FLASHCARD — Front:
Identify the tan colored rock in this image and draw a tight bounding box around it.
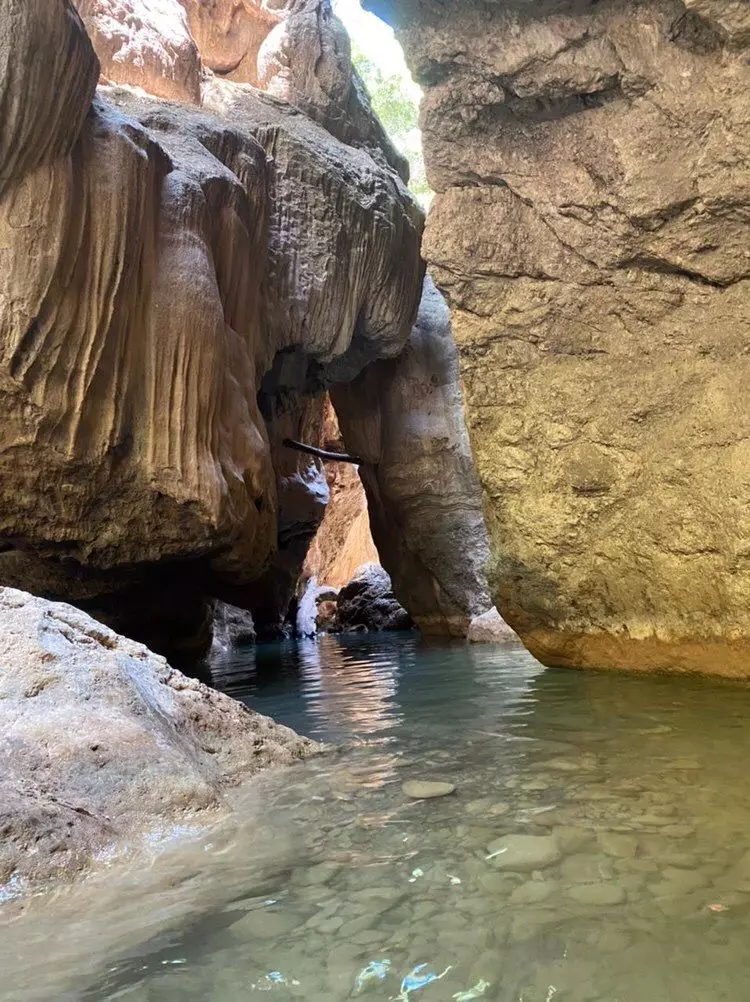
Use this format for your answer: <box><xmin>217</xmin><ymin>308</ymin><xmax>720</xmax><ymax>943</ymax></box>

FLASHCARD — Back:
<box><xmin>235</xmin><ymin>391</ymin><xmax>330</xmax><ymax>637</ymax></box>
<box><xmin>256</xmin><ymin>1</ymin><xmax>409</xmax><ymax>178</ymax></box>
<box><xmin>334</xmin><ymin>276</ymin><xmax>492</xmax><ymax>636</ymax></box>
<box><xmin>178</xmin><ymin>0</ymin><xmax>281</xmax><ymax>86</ymax></box>
<box><xmin>200</xmin><ymin>76</ymin><xmax>423</xmax><ymax>376</ymax></box>
<box><xmin>374</xmin><ymin>0</ymin><xmax>750</xmax><ymax>675</ymax></box>
<box><xmin>77</xmin><ymin>0</ymin><xmax>202</xmax><ymax>102</ymax></box>
<box><xmin>0</xmin><ymin>0</ymin><xmax>99</xmax><ymax>193</ymax></box>
<box><xmin>402</xmin><ymin>779</ymin><xmax>456</xmax><ymax>799</ymax></box>
<box><xmin>0</xmin><ymin>0</ymin><xmax>422</xmax><ymax>653</ymax></box>
<box><xmin>303</xmin><ymin>397</ymin><xmax>379</xmax><ymax>589</ymax></box>
<box><xmin>0</xmin><ymin>587</ymin><xmax>319</xmax><ymax>889</ymax></box>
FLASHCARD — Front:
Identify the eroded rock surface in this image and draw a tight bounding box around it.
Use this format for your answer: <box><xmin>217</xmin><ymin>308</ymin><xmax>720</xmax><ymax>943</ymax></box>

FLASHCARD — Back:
<box><xmin>0</xmin><ymin>0</ymin><xmax>422</xmax><ymax>655</ymax></box>
<box><xmin>336</xmin><ymin>563</ymin><xmax>413</xmax><ymax>633</ymax></box>
<box><xmin>334</xmin><ymin>277</ymin><xmax>492</xmax><ymax>637</ymax></box>
<box><xmin>0</xmin><ymin>588</ymin><xmax>318</xmax><ymax>890</ymax></box>
<box><xmin>78</xmin><ymin>0</ymin><xmax>202</xmax><ymax>102</ymax></box>
<box><xmin>369</xmin><ymin>0</ymin><xmax>750</xmax><ymax>674</ymax></box>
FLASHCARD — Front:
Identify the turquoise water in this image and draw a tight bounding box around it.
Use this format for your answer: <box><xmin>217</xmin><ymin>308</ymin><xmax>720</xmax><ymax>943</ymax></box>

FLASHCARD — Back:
<box><xmin>6</xmin><ymin>634</ymin><xmax>750</xmax><ymax>1000</ymax></box>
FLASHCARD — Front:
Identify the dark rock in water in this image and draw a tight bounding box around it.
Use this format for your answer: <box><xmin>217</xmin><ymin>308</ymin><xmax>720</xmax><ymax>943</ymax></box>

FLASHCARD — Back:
<box><xmin>336</xmin><ymin>563</ymin><xmax>413</xmax><ymax>633</ymax></box>
<box><xmin>211</xmin><ymin>601</ymin><xmax>256</xmax><ymax>653</ymax></box>
<box><xmin>316</xmin><ymin>598</ymin><xmax>339</xmax><ymax>633</ymax></box>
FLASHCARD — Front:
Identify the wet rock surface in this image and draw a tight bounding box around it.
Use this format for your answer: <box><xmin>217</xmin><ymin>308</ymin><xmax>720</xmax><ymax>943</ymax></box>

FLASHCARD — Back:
<box><xmin>402</xmin><ymin>780</ymin><xmax>456</xmax><ymax>799</ymax></box>
<box><xmin>335</xmin><ymin>564</ymin><xmax>413</xmax><ymax>633</ymax></box>
<box><xmin>369</xmin><ymin>0</ymin><xmax>750</xmax><ymax>676</ymax></box>
<box><xmin>0</xmin><ymin>588</ymin><xmax>319</xmax><ymax>890</ymax></box>
<box><xmin>211</xmin><ymin>601</ymin><xmax>257</xmax><ymax>654</ymax></box>
<box><xmin>467</xmin><ymin>607</ymin><xmax>515</xmax><ymax>644</ymax></box>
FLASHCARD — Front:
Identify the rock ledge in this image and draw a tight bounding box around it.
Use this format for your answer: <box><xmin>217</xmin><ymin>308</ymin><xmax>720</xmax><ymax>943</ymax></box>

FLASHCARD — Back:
<box><xmin>0</xmin><ymin>588</ymin><xmax>320</xmax><ymax>891</ymax></box>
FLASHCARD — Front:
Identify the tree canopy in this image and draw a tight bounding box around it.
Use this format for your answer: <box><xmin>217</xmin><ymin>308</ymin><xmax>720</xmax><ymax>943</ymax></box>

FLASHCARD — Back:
<box><xmin>353</xmin><ymin>48</ymin><xmax>433</xmax><ymax>207</ymax></box>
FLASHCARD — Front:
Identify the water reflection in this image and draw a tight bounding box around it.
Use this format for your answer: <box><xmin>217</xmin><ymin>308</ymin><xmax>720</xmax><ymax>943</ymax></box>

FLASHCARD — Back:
<box><xmin>6</xmin><ymin>636</ymin><xmax>750</xmax><ymax>1001</ymax></box>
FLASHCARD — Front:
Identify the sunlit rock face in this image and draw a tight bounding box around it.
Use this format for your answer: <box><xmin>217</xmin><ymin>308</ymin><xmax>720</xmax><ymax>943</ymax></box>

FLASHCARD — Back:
<box><xmin>77</xmin><ymin>0</ymin><xmax>202</xmax><ymax>102</ymax></box>
<box><xmin>366</xmin><ymin>0</ymin><xmax>750</xmax><ymax>675</ymax></box>
<box><xmin>0</xmin><ymin>0</ymin><xmax>422</xmax><ymax>655</ymax></box>
<box><xmin>302</xmin><ymin>398</ymin><xmax>379</xmax><ymax>591</ymax></box>
<box><xmin>334</xmin><ymin>277</ymin><xmax>493</xmax><ymax>637</ymax></box>
<box><xmin>178</xmin><ymin>0</ymin><xmax>282</xmax><ymax>87</ymax></box>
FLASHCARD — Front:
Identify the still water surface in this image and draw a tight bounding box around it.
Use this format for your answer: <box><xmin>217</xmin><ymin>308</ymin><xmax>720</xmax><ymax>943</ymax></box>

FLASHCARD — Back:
<box><xmin>5</xmin><ymin>634</ymin><xmax>750</xmax><ymax>1000</ymax></box>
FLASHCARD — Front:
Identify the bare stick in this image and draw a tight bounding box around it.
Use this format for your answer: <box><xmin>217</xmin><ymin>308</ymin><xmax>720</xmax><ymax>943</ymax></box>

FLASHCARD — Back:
<box><xmin>282</xmin><ymin>438</ymin><xmax>364</xmax><ymax>465</ymax></box>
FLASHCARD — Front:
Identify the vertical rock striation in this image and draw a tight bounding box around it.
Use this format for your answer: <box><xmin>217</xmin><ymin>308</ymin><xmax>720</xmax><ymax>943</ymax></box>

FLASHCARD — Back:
<box><xmin>0</xmin><ymin>0</ymin><xmax>423</xmax><ymax>655</ymax></box>
<box><xmin>367</xmin><ymin>0</ymin><xmax>750</xmax><ymax>674</ymax></box>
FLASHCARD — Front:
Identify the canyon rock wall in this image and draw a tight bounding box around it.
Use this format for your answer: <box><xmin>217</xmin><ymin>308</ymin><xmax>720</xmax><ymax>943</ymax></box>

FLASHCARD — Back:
<box><xmin>368</xmin><ymin>0</ymin><xmax>750</xmax><ymax>674</ymax></box>
<box><xmin>0</xmin><ymin>0</ymin><xmax>423</xmax><ymax>654</ymax></box>
<box><xmin>334</xmin><ymin>277</ymin><xmax>493</xmax><ymax>637</ymax></box>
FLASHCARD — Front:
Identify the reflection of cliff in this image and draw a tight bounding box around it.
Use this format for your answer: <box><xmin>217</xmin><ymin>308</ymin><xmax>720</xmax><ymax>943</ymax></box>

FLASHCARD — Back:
<box><xmin>367</xmin><ymin>0</ymin><xmax>750</xmax><ymax>675</ymax></box>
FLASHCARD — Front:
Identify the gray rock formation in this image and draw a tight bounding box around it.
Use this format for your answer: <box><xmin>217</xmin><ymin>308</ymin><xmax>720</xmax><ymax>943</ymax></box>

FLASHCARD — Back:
<box><xmin>366</xmin><ymin>0</ymin><xmax>750</xmax><ymax>675</ymax></box>
<box><xmin>211</xmin><ymin>601</ymin><xmax>257</xmax><ymax>653</ymax></box>
<box><xmin>336</xmin><ymin>563</ymin><xmax>413</xmax><ymax>633</ymax></box>
<box><xmin>0</xmin><ymin>587</ymin><xmax>318</xmax><ymax>891</ymax></box>
<box><xmin>334</xmin><ymin>277</ymin><xmax>493</xmax><ymax>637</ymax></box>
<box><xmin>468</xmin><ymin>607</ymin><xmax>515</xmax><ymax>644</ymax></box>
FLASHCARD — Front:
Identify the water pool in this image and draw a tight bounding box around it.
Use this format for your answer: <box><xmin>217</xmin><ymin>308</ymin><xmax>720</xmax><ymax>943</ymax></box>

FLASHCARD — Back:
<box><xmin>4</xmin><ymin>634</ymin><xmax>750</xmax><ymax>1001</ymax></box>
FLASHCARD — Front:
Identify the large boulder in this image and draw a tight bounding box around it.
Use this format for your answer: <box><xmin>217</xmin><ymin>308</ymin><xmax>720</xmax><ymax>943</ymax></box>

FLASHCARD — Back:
<box><xmin>369</xmin><ymin>0</ymin><xmax>750</xmax><ymax>676</ymax></box>
<box><xmin>211</xmin><ymin>600</ymin><xmax>256</xmax><ymax>653</ymax></box>
<box><xmin>336</xmin><ymin>563</ymin><xmax>413</xmax><ymax>632</ymax></box>
<box><xmin>77</xmin><ymin>0</ymin><xmax>202</xmax><ymax>102</ymax></box>
<box><xmin>333</xmin><ymin>277</ymin><xmax>493</xmax><ymax>637</ymax></box>
<box><xmin>0</xmin><ymin>588</ymin><xmax>319</xmax><ymax>890</ymax></box>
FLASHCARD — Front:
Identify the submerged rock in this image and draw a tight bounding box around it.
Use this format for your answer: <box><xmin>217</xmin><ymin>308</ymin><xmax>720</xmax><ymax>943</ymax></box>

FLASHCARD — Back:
<box><xmin>336</xmin><ymin>564</ymin><xmax>413</xmax><ymax>633</ymax></box>
<box><xmin>0</xmin><ymin>588</ymin><xmax>320</xmax><ymax>891</ymax></box>
<box><xmin>486</xmin><ymin>834</ymin><xmax>562</xmax><ymax>872</ymax></box>
<box><xmin>402</xmin><ymin>780</ymin><xmax>456</xmax><ymax>799</ymax></box>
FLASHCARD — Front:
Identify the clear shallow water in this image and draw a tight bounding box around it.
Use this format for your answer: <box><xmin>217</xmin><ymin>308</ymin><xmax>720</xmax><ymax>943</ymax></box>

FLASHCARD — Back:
<box><xmin>6</xmin><ymin>634</ymin><xmax>750</xmax><ymax>1001</ymax></box>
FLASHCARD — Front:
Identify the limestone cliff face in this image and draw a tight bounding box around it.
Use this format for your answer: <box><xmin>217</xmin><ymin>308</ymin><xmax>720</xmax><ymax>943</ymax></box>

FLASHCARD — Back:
<box><xmin>0</xmin><ymin>0</ymin><xmax>422</xmax><ymax>655</ymax></box>
<box><xmin>334</xmin><ymin>277</ymin><xmax>492</xmax><ymax>637</ymax></box>
<box><xmin>367</xmin><ymin>0</ymin><xmax>750</xmax><ymax>674</ymax></box>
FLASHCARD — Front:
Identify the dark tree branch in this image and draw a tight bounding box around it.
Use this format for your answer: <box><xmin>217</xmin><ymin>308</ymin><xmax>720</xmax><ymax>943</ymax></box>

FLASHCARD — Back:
<box><xmin>282</xmin><ymin>438</ymin><xmax>364</xmax><ymax>466</ymax></box>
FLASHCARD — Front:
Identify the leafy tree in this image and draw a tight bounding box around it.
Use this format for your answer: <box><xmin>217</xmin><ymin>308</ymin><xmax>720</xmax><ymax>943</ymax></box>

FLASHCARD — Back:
<box><xmin>352</xmin><ymin>47</ymin><xmax>433</xmax><ymax>207</ymax></box>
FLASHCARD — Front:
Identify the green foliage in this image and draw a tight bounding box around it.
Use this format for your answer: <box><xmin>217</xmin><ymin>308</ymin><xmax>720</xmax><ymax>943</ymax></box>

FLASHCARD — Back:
<box><xmin>352</xmin><ymin>47</ymin><xmax>433</xmax><ymax>207</ymax></box>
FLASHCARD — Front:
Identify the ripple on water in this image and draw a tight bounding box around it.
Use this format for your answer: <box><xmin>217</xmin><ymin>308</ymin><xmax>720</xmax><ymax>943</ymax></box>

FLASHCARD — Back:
<box><xmin>4</xmin><ymin>634</ymin><xmax>750</xmax><ymax>1001</ymax></box>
